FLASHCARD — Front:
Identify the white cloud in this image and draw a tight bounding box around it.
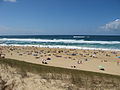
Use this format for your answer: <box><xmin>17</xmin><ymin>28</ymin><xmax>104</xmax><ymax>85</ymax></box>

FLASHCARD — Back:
<box><xmin>3</xmin><ymin>0</ymin><xmax>16</xmax><ymax>2</ymax></box>
<box><xmin>100</xmin><ymin>19</ymin><xmax>120</xmax><ymax>31</ymax></box>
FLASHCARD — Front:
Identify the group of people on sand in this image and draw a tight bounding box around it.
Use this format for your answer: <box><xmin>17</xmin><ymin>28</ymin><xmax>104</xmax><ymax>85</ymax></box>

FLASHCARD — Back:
<box><xmin>0</xmin><ymin>53</ymin><xmax>5</xmax><ymax>58</ymax></box>
<box><xmin>0</xmin><ymin>48</ymin><xmax>5</xmax><ymax>58</ymax></box>
<box><xmin>0</xmin><ymin>46</ymin><xmax>120</xmax><ymax>74</ymax></box>
<box><xmin>42</xmin><ymin>59</ymin><xmax>48</xmax><ymax>64</ymax></box>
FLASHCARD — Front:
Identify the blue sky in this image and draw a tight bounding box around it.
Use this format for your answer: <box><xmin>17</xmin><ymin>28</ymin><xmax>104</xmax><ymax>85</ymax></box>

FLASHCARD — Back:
<box><xmin>0</xmin><ymin>0</ymin><xmax>120</xmax><ymax>35</ymax></box>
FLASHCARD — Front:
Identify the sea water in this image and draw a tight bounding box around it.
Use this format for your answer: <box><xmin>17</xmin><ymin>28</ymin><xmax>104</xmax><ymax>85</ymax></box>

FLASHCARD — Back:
<box><xmin>0</xmin><ymin>35</ymin><xmax>120</xmax><ymax>51</ymax></box>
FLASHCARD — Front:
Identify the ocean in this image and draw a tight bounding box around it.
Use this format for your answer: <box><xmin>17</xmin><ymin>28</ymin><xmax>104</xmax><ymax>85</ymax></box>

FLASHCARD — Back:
<box><xmin>0</xmin><ymin>35</ymin><xmax>120</xmax><ymax>51</ymax></box>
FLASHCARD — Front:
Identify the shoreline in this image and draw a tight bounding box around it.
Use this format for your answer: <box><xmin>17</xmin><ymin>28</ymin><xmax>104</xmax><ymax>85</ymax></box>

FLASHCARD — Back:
<box><xmin>0</xmin><ymin>44</ymin><xmax>120</xmax><ymax>51</ymax></box>
<box><xmin>0</xmin><ymin>45</ymin><xmax>120</xmax><ymax>76</ymax></box>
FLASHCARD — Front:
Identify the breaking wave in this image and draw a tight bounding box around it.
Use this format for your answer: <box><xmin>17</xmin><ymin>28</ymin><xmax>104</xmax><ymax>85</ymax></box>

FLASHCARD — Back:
<box><xmin>0</xmin><ymin>44</ymin><xmax>120</xmax><ymax>51</ymax></box>
<box><xmin>0</xmin><ymin>38</ymin><xmax>120</xmax><ymax>44</ymax></box>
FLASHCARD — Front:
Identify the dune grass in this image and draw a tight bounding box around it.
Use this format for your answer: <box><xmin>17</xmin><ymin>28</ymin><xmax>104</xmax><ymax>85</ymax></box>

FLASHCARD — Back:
<box><xmin>0</xmin><ymin>58</ymin><xmax>120</xmax><ymax>89</ymax></box>
<box><xmin>0</xmin><ymin>58</ymin><xmax>120</xmax><ymax>77</ymax></box>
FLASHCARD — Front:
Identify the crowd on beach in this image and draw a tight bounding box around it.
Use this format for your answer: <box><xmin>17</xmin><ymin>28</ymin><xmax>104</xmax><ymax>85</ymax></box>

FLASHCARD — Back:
<box><xmin>0</xmin><ymin>46</ymin><xmax>120</xmax><ymax>75</ymax></box>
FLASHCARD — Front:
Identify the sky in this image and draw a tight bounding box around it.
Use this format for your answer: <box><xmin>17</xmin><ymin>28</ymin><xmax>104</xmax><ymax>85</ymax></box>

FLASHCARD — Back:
<box><xmin>0</xmin><ymin>0</ymin><xmax>120</xmax><ymax>35</ymax></box>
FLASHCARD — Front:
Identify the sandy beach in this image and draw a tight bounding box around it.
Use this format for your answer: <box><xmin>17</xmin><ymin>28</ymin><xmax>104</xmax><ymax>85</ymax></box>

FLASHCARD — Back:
<box><xmin>0</xmin><ymin>46</ymin><xmax>120</xmax><ymax>76</ymax></box>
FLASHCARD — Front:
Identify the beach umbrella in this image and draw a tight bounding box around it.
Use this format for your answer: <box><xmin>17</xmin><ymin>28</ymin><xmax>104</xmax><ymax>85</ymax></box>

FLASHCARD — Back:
<box><xmin>98</xmin><ymin>66</ymin><xmax>105</xmax><ymax>71</ymax></box>
<box><xmin>98</xmin><ymin>66</ymin><xmax>104</xmax><ymax>69</ymax></box>
<box><xmin>117</xmin><ymin>56</ymin><xmax>120</xmax><ymax>58</ymax></box>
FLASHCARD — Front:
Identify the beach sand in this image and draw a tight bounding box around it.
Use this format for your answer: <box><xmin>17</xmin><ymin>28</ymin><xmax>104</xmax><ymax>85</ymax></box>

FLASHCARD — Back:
<box><xmin>0</xmin><ymin>46</ymin><xmax>120</xmax><ymax>76</ymax></box>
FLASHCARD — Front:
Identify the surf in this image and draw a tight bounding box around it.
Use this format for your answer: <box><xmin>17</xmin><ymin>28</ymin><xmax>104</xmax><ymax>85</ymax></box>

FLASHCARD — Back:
<box><xmin>0</xmin><ymin>38</ymin><xmax>120</xmax><ymax>44</ymax></box>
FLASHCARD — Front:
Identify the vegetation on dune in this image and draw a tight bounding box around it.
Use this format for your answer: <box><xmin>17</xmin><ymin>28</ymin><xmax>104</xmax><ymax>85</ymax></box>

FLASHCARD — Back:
<box><xmin>0</xmin><ymin>58</ymin><xmax>120</xmax><ymax>89</ymax></box>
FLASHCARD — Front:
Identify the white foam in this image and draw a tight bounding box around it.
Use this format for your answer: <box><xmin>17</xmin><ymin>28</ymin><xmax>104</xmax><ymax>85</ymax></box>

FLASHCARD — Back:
<box><xmin>0</xmin><ymin>44</ymin><xmax>120</xmax><ymax>51</ymax></box>
<box><xmin>0</xmin><ymin>38</ymin><xmax>120</xmax><ymax>44</ymax></box>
